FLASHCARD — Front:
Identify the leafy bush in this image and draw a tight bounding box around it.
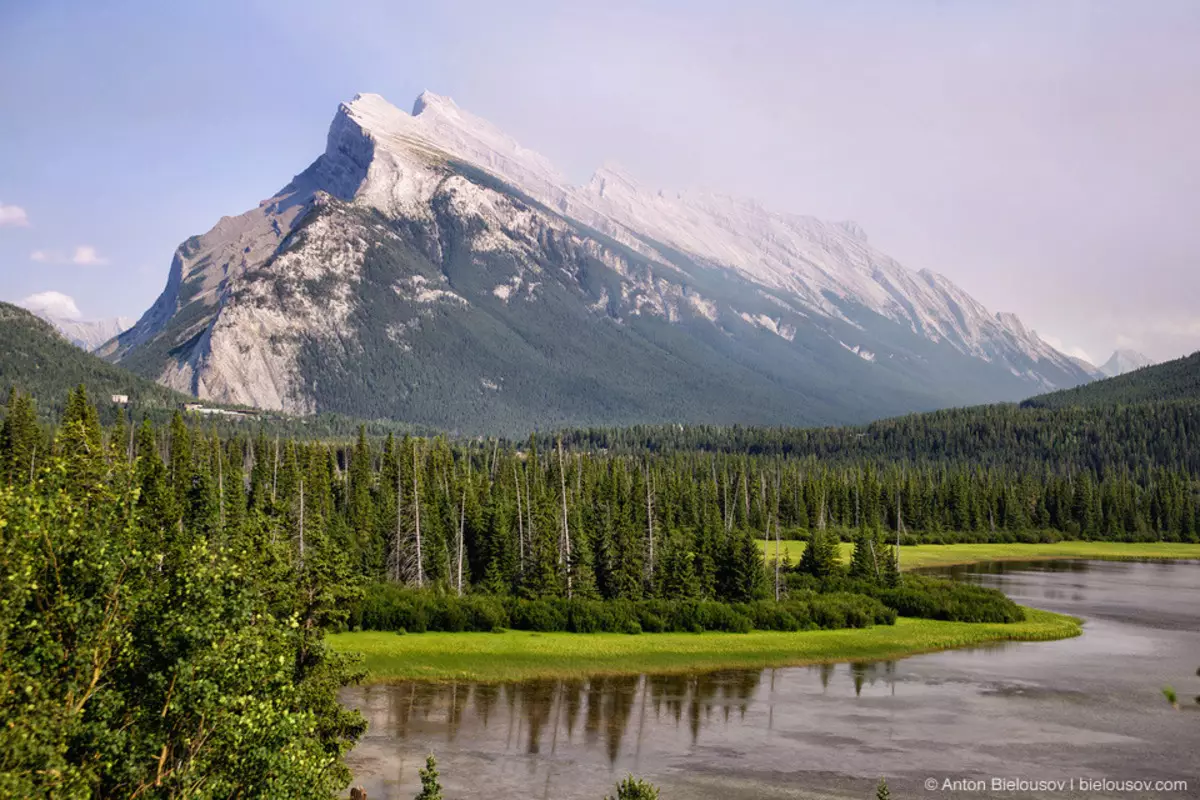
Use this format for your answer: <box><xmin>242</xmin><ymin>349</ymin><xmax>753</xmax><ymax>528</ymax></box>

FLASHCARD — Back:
<box><xmin>353</xmin><ymin>585</ymin><xmax>896</xmax><ymax>634</ymax></box>
<box><xmin>873</xmin><ymin>575</ymin><xmax>1024</xmax><ymax>623</ymax></box>
<box><xmin>510</xmin><ymin>599</ymin><xmax>568</xmax><ymax>632</ymax></box>
<box><xmin>787</xmin><ymin>572</ymin><xmax>1024</xmax><ymax>623</ymax></box>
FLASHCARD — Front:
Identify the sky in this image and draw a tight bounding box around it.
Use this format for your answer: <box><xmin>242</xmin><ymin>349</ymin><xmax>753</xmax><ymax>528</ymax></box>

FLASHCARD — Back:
<box><xmin>1</xmin><ymin>0</ymin><xmax>1198</xmax><ymax>365</ymax></box>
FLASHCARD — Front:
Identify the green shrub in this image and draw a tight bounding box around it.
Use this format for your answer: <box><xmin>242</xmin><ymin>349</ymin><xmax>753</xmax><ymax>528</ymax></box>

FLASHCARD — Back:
<box><xmin>511</xmin><ymin>599</ymin><xmax>568</xmax><ymax>632</ymax></box>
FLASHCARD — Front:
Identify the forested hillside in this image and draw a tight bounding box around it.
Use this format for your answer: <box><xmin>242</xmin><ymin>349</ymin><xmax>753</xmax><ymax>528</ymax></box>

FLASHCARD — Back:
<box><xmin>0</xmin><ymin>302</ymin><xmax>187</xmax><ymax>418</ymax></box>
<box><xmin>1023</xmin><ymin>350</ymin><xmax>1199</xmax><ymax>409</ymax></box>
<box><xmin>559</xmin><ymin>401</ymin><xmax>1200</xmax><ymax>477</ymax></box>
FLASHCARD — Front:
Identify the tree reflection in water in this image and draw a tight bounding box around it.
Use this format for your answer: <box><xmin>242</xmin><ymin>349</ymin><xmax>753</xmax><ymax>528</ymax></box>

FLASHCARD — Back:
<box><xmin>354</xmin><ymin>663</ymin><xmax>899</xmax><ymax>768</ymax></box>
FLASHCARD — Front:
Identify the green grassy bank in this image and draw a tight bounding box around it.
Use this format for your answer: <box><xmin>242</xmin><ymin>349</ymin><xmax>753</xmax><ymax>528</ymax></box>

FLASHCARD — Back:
<box><xmin>330</xmin><ymin>607</ymin><xmax>1081</xmax><ymax>683</ymax></box>
<box><xmin>758</xmin><ymin>540</ymin><xmax>1200</xmax><ymax>570</ymax></box>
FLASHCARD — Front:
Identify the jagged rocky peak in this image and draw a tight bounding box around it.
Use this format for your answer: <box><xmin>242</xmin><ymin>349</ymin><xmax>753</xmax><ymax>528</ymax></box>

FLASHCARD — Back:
<box><xmin>108</xmin><ymin>87</ymin><xmax>1096</xmax><ymax>429</ymax></box>
<box><xmin>411</xmin><ymin>89</ymin><xmax>457</xmax><ymax>116</ymax></box>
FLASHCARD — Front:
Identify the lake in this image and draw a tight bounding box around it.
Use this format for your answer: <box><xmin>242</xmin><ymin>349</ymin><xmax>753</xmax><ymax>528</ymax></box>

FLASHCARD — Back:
<box><xmin>342</xmin><ymin>560</ymin><xmax>1200</xmax><ymax>799</ymax></box>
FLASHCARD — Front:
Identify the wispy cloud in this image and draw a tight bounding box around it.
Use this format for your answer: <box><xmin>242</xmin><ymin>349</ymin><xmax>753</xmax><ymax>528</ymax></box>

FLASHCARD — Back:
<box><xmin>0</xmin><ymin>203</ymin><xmax>30</xmax><ymax>227</ymax></box>
<box><xmin>70</xmin><ymin>245</ymin><xmax>108</xmax><ymax>266</ymax></box>
<box><xmin>29</xmin><ymin>245</ymin><xmax>110</xmax><ymax>266</ymax></box>
<box><xmin>19</xmin><ymin>290</ymin><xmax>82</xmax><ymax>320</ymax></box>
<box><xmin>1041</xmin><ymin>334</ymin><xmax>1093</xmax><ymax>366</ymax></box>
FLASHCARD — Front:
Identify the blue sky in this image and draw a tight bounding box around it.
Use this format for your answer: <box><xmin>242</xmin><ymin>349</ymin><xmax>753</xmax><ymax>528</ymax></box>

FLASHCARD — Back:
<box><xmin>2</xmin><ymin>0</ymin><xmax>1198</xmax><ymax>362</ymax></box>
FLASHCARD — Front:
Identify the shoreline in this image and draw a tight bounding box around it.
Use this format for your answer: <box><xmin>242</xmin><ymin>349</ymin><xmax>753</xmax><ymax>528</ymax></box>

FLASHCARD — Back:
<box><xmin>330</xmin><ymin>607</ymin><xmax>1082</xmax><ymax>685</ymax></box>
<box><xmin>759</xmin><ymin>540</ymin><xmax>1200</xmax><ymax>571</ymax></box>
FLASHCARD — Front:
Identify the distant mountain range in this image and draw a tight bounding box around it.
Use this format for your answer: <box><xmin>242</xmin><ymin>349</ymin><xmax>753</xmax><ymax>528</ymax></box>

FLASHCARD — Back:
<box><xmin>39</xmin><ymin>314</ymin><xmax>134</xmax><ymax>351</ymax></box>
<box><xmin>1024</xmin><ymin>348</ymin><xmax>1198</xmax><ymax>410</ymax></box>
<box><xmin>102</xmin><ymin>91</ymin><xmax>1094</xmax><ymax>434</ymax></box>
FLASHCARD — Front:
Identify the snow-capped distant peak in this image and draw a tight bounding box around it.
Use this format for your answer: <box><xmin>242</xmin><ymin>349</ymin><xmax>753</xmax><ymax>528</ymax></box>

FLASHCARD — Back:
<box><xmin>1100</xmin><ymin>349</ymin><xmax>1154</xmax><ymax>377</ymax></box>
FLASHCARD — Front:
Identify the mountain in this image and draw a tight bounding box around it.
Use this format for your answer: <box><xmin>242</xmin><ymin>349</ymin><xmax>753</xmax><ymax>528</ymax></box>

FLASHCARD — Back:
<box><xmin>1099</xmin><ymin>348</ymin><xmax>1154</xmax><ymax>377</ymax></box>
<box><xmin>1023</xmin><ymin>350</ymin><xmax>1199</xmax><ymax>409</ymax></box>
<box><xmin>39</xmin><ymin>314</ymin><xmax>134</xmax><ymax>351</ymax></box>
<box><xmin>104</xmin><ymin>91</ymin><xmax>1092</xmax><ymax>435</ymax></box>
<box><xmin>0</xmin><ymin>302</ymin><xmax>188</xmax><ymax>416</ymax></box>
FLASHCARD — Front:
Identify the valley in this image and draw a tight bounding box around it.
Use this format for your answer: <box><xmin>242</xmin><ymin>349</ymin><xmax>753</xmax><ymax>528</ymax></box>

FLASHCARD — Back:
<box><xmin>1</xmin><ymin>12</ymin><xmax>1196</xmax><ymax>796</ymax></box>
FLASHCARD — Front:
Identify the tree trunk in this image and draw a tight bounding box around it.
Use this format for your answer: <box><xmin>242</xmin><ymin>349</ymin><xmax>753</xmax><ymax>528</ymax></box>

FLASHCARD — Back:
<box><xmin>558</xmin><ymin>439</ymin><xmax>572</xmax><ymax>598</ymax></box>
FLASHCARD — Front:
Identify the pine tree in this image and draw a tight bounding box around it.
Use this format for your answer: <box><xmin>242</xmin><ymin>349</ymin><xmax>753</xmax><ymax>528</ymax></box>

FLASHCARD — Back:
<box><xmin>848</xmin><ymin>529</ymin><xmax>875</xmax><ymax>581</ymax></box>
<box><xmin>799</xmin><ymin>529</ymin><xmax>840</xmax><ymax>578</ymax></box>
<box><xmin>135</xmin><ymin>420</ymin><xmax>176</xmax><ymax>538</ymax></box>
<box><xmin>0</xmin><ymin>389</ymin><xmax>40</xmax><ymax>485</ymax></box>
<box><xmin>606</xmin><ymin>775</ymin><xmax>660</xmax><ymax>800</ymax></box>
<box><xmin>57</xmin><ymin>385</ymin><xmax>104</xmax><ymax>493</ymax></box>
<box><xmin>414</xmin><ymin>753</ymin><xmax>444</xmax><ymax>800</ymax></box>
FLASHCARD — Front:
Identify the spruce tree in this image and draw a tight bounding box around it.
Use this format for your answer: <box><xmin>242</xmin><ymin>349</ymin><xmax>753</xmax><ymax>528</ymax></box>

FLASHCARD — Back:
<box><xmin>414</xmin><ymin>753</ymin><xmax>444</xmax><ymax>800</ymax></box>
<box><xmin>848</xmin><ymin>529</ymin><xmax>875</xmax><ymax>581</ymax></box>
<box><xmin>0</xmin><ymin>389</ymin><xmax>39</xmax><ymax>484</ymax></box>
<box><xmin>606</xmin><ymin>775</ymin><xmax>660</xmax><ymax>800</ymax></box>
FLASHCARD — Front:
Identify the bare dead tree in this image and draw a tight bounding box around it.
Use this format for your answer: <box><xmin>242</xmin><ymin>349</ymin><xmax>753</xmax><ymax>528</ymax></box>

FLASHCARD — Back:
<box><xmin>558</xmin><ymin>439</ymin><xmax>573</xmax><ymax>598</ymax></box>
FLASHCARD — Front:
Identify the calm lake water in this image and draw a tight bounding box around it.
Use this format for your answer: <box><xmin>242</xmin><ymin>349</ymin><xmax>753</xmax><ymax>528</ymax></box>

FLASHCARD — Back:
<box><xmin>342</xmin><ymin>560</ymin><xmax>1200</xmax><ymax>799</ymax></box>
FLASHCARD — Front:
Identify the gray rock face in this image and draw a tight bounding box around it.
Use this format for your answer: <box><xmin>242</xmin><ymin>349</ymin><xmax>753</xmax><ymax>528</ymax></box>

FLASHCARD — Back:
<box><xmin>109</xmin><ymin>92</ymin><xmax>1094</xmax><ymax>433</ymax></box>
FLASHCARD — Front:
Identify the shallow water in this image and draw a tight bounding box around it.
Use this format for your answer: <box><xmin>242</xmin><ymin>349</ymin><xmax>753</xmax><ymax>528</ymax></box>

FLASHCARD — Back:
<box><xmin>342</xmin><ymin>560</ymin><xmax>1200</xmax><ymax>799</ymax></box>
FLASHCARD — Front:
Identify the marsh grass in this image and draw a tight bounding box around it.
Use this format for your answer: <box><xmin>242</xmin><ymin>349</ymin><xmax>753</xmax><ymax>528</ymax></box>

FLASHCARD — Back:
<box><xmin>330</xmin><ymin>607</ymin><xmax>1081</xmax><ymax>683</ymax></box>
<box><xmin>759</xmin><ymin>540</ymin><xmax>1200</xmax><ymax>570</ymax></box>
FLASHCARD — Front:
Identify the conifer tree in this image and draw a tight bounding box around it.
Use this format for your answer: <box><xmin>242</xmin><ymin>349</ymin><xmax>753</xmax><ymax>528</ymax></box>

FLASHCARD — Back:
<box><xmin>414</xmin><ymin>754</ymin><xmax>444</xmax><ymax>800</ymax></box>
<box><xmin>0</xmin><ymin>388</ymin><xmax>39</xmax><ymax>485</ymax></box>
<box><xmin>606</xmin><ymin>775</ymin><xmax>660</xmax><ymax>800</ymax></box>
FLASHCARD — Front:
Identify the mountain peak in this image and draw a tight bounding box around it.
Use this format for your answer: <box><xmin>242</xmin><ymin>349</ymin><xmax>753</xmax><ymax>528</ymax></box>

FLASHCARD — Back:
<box><xmin>110</xmin><ymin>88</ymin><xmax>1094</xmax><ymax>427</ymax></box>
<box><xmin>1100</xmin><ymin>349</ymin><xmax>1154</xmax><ymax>377</ymax></box>
<box><xmin>412</xmin><ymin>89</ymin><xmax>458</xmax><ymax>117</ymax></box>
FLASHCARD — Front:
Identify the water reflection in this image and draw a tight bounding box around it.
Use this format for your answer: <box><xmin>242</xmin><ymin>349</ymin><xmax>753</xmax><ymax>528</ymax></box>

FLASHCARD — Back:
<box><xmin>347</xmin><ymin>662</ymin><xmax>903</xmax><ymax>766</ymax></box>
<box><xmin>345</xmin><ymin>560</ymin><xmax>1200</xmax><ymax>800</ymax></box>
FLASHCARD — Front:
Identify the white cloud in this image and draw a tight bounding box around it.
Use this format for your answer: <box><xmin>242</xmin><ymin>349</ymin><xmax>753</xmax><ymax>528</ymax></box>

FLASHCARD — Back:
<box><xmin>19</xmin><ymin>290</ymin><xmax>82</xmax><ymax>320</ymax></box>
<box><xmin>27</xmin><ymin>245</ymin><xmax>110</xmax><ymax>266</ymax></box>
<box><xmin>1041</xmin><ymin>334</ymin><xmax>1093</xmax><ymax>366</ymax></box>
<box><xmin>0</xmin><ymin>203</ymin><xmax>30</xmax><ymax>228</ymax></box>
<box><xmin>71</xmin><ymin>245</ymin><xmax>108</xmax><ymax>266</ymax></box>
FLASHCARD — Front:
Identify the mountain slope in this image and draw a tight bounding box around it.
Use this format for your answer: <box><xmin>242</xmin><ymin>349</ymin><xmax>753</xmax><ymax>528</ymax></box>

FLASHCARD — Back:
<box><xmin>106</xmin><ymin>91</ymin><xmax>1092</xmax><ymax>435</ymax></box>
<box><xmin>1024</xmin><ymin>350</ymin><xmax>1198</xmax><ymax>409</ymax></box>
<box><xmin>1099</xmin><ymin>349</ymin><xmax>1155</xmax><ymax>377</ymax></box>
<box><xmin>0</xmin><ymin>302</ymin><xmax>188</xmax><ymax>416</ymax></box>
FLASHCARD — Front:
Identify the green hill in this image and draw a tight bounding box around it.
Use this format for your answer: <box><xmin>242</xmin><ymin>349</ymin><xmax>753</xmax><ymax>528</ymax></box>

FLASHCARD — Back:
<box><xmin>0</xmin><ymin>301</ymin><xmax>190</xmax><ymax>419</ymax></box>
<box><xmin>1022</xmin><ymin>351</ymin><xmax>1199</xmax><ymax>409</ymax></box>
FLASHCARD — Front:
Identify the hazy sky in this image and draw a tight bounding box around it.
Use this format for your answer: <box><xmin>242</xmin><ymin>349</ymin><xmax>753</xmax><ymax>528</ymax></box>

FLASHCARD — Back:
<box><xmin>2</xmin><ymin>0</ymin><xmax>1197</xmax><ymax>364</ymax></box>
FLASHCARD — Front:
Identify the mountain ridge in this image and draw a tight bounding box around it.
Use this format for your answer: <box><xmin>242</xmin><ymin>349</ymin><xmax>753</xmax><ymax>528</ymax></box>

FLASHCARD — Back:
<box><xmin>104</xmin><ymin>90</ymin><xmax>1092</xmax><ymax>434</ymax></box>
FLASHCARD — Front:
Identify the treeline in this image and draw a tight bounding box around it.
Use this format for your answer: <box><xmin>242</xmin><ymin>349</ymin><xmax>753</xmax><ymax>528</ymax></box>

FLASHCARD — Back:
<box><xmin>4</xmin><ymin>388</ymin><xmax>1197</xmax><ymax>617</ymax></box>
<box><xmin>557</xmin><ymin>401</ymin><xmax>1200</xmax><ymax>477</ymax></box>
